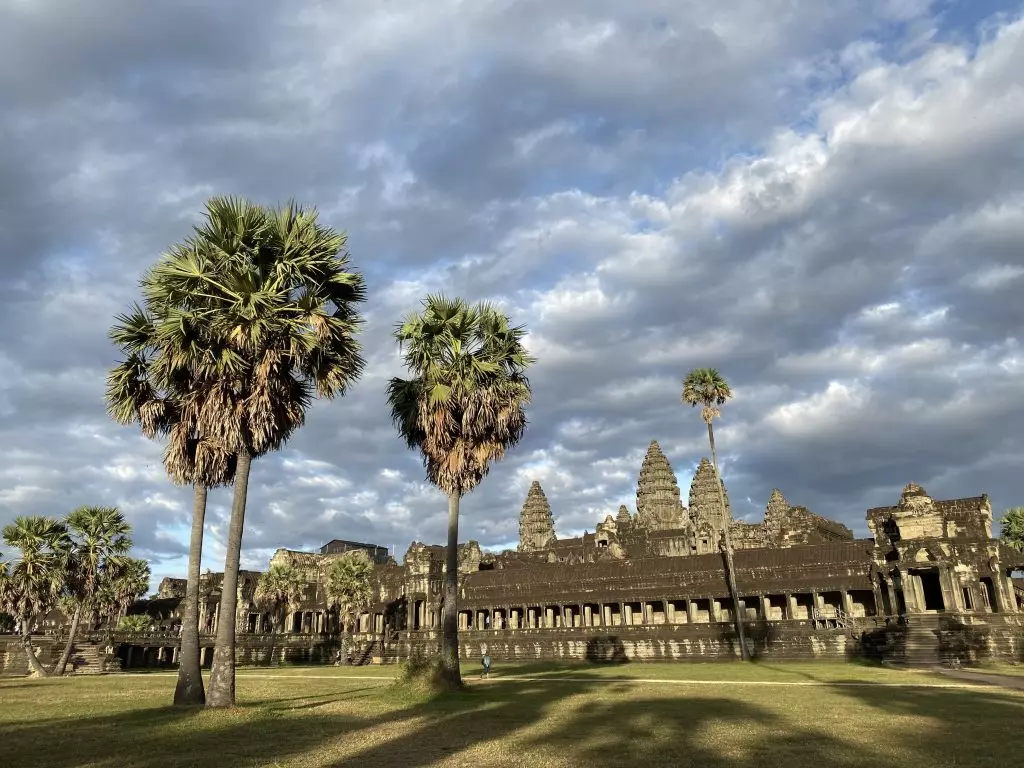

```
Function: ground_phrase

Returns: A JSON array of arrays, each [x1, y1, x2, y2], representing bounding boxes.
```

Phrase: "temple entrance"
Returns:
[[914, 570, 944, 611], [981, 577, 999, 612]]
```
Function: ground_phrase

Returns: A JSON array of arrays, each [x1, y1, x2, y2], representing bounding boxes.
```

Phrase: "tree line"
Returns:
[[0, 507, 150, 675], [4, 194, 752, 703]]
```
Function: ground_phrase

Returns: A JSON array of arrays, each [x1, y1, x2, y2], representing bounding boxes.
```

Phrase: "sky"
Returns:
[[1, 1, 1022, 592]]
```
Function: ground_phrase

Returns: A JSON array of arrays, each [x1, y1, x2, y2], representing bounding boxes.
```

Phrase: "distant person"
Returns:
[[481, 653, 492, 679]]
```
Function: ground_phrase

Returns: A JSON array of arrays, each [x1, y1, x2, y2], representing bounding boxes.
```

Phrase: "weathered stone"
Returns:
[[635, 440, 687, 531], [518, 481, 557, 552], [688, 457, 731, 531]]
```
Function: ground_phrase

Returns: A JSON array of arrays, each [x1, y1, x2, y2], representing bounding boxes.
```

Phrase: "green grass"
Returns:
[[2, 662, 1022, 767]]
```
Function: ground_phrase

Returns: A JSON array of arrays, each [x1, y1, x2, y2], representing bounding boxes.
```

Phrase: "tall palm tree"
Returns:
[[323, 551, 375, 663], [682, 367, 748, 661], [387, 295, 534, 686], [53, 506, 132, 675], [253, 563, 304, 665], [142, 197, 366, 707], [0, 517, 73, 676], [107, 302, 236, 706]]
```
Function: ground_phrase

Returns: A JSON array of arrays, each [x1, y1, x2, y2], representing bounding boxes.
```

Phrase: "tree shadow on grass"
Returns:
[[825, 682, 1024, 767]]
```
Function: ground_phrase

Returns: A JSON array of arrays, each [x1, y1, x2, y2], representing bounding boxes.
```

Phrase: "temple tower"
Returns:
[[763, 488, 789, 545], [688, 457, 732, 531], [518, 481, 557, 552], [635, 440, 687, 531]]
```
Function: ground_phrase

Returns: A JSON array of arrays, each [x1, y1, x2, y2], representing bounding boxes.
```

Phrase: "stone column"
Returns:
[[688, 600, 698, 623], [759, 595, 769, 621], [784, 594, 794, 620], [841, 590, 854, 617]]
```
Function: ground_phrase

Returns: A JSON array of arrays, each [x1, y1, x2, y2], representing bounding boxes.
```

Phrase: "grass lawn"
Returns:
[[1, 662, 1021, 768]]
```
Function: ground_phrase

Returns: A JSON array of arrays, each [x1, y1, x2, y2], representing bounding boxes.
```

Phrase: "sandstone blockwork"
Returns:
[[8, 445, 1023, 674]]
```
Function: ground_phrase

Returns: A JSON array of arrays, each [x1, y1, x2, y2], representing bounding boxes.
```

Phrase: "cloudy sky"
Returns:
[[1, 1, 1022, 590]]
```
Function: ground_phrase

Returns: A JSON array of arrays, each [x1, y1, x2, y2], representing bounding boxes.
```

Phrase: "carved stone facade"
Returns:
[[10, 442, 1022, 673]]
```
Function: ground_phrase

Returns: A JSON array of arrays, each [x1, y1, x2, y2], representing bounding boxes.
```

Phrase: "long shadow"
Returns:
[[826, 682, 1024, 767], [0, 695, 391, 768]]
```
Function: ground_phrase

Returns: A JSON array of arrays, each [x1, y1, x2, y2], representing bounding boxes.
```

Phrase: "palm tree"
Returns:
[[323, 551, 375, 663], [96, 557, 152, 624], [682, 368, 748, 661], [142, 197, 366, 707], [107, 302, 236, 706], [387, 295, 534, 686], [0, 517, 73, 676], [53, 506, 132, 675], [999, 507, 1024, 552], [253, 564, 304, 666]]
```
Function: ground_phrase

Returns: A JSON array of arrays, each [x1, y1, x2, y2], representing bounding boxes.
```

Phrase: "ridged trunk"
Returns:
[[708, 422, 749, 661], [54, 604, 83, 676], [174, 483, 209, 705], [207, 451, 252, 708], [20, 620, 50, 677], [440, 491, 463, 685]]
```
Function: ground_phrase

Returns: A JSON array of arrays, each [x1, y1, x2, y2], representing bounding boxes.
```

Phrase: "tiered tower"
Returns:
[[518, 481, 557, 552], [762, 488, 790, 545], [635, 440, 687, 531], [688, 457, 732, 531]]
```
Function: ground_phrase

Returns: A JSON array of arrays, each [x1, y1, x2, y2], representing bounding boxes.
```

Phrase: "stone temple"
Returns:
[[3, 440, 1023, 672]]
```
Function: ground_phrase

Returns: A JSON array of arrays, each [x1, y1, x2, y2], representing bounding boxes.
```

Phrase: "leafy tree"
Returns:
[[681, 367, 749, 661], [387, 295, 534, 686], [53, 506, 132, 676], [999, 507, 1024, 552], [108, 299, 236, 706], [253, 564, 305, 665], [141, 197, 366, 707], [0, 517, 73, 676], [323, 550, 375, 663], [117, 614, 152, 633]]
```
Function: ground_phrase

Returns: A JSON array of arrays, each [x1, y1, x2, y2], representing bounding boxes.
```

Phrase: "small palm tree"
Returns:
[[254, 564, 305, 665], [999, 507, 1024, 552], [682, 368, 748, 661], [96, 557, 151, 624], [387, 295, 534, 686], [323, 551, 375, 663], [134, 196, 366, 707], [107, 301, 235, 706], [53, 506, 132, 675], [0, 517, 73, 676]]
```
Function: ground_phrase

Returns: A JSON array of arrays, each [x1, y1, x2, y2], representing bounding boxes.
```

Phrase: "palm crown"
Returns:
[[682, 367, 733, 424], [387, 294, 534, 496]]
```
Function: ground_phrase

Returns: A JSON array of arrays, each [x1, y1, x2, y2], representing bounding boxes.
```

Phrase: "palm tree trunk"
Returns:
[[174, 483, 208, 706], [708, 422, 749, 661], [54, 604, 83, 676], [440, 491, 462, 685], [20, 618, 50, 677], [266, 613, 278, 667], [207, 451, 252, 708]]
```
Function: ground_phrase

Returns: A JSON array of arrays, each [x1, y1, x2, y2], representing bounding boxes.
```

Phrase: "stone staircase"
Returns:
[[900, 616, 943, 666], [67, 642, 121, 675]]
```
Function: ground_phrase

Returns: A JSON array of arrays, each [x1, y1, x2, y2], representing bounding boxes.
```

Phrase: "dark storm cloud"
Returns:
[[2, 1, 1022, 587]]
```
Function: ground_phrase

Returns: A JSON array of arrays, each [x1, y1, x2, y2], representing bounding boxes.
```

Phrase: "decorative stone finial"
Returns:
[[616, 504, 631, 523], [898, 482, 934, 515], [688, 457, 732, 531], [635, 440, 687, 531], [518, 480, 557, 552]]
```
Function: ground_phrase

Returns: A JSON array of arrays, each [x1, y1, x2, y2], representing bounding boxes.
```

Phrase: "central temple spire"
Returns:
[[518, 480, 557, 552], [688, 457, 732, 531], [635, 440, 686, 530]]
